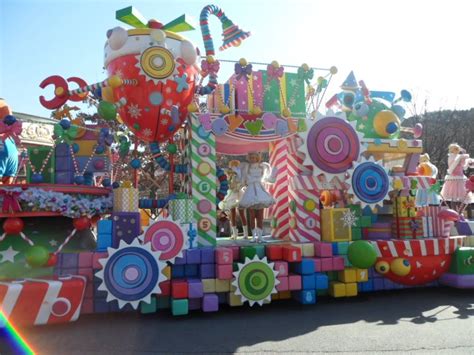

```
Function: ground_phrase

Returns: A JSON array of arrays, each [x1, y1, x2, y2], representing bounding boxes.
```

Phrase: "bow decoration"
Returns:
[[234, 62, 253, 81], [0, 120, 23, 145], [201, 59, 220, 77], [98, 128, 114, 147], [0, 190, 22, 213], [409, 219, 420, 231], [297, 66, 314, 85], [266, 64, 284, 81], [53, 123, 78, 144]]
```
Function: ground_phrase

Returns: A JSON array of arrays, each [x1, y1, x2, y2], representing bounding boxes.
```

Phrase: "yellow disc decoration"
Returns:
[[197, 162, 212, 176], [303, 199, 316, 211], [140, 46, 175, 80]]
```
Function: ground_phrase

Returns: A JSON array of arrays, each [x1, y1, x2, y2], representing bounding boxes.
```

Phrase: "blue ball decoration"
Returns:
[[95, 145, 105, 154], [112, 182, 120, 189], [60, 119, 71, 130], [31, 173, 44, 183], [4, 115, 17, 126], [102, 178, 111, 187], [386, 122, 398, 134], [72, 143, 80, 153], [74, 175, 85, 185], [130, 158, 141, 169]]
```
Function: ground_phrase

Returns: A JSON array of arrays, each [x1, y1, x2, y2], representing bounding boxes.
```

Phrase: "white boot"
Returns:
[[242, 225, 249, 240], [231, 226, 238, 240], [257, 228, 265, 243], [250, 229, 257, 243]]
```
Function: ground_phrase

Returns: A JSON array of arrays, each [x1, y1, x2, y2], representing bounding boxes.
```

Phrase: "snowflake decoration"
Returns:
[[127, 104, 142, 119], [340, 209, 359, 228], [143, 128, 152, 137], [114, 69, 123, 78], [160, 118, 169, 125]]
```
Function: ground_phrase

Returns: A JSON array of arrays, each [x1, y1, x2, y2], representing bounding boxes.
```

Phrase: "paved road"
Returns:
[[5, 287, 474, 354]]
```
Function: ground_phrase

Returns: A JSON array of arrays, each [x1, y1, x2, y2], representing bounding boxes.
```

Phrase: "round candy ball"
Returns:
[[73, 216, 91, 231], [3, 217, 24, 235], [25, 246, 50, 267], [59, 119, 71, 130], [45, 253, 58, 267], [31, 173, 44, 183], [347, 240, 378, 269], [130, 158, 141, 169], [167, 144, 177, 154], [98, 101, 117, 121], [72, 143, 80, 153], [95, 145, 105, 154], [112, 182, 120, 189], [74, 175, 85, 185], [93, 159, 105, 170]]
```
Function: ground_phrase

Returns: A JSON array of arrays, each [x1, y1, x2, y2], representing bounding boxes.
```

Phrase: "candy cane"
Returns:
[[54, 229, 77, 255], [19, 232, 34, 246]]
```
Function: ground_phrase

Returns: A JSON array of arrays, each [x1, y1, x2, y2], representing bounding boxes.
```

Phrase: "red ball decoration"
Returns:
[[3, 217, 24, 235], [45, 253, 58, 267], [73, 216, 91, 231]]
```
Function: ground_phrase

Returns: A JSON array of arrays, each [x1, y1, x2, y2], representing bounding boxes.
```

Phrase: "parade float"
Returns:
[[0, 4, 473, 329]]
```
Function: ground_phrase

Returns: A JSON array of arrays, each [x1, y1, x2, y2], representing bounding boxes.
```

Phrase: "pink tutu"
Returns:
[[441, 176, 472, 203]]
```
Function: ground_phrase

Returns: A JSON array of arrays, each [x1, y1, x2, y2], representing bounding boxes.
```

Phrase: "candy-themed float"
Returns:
[[1, 5, 473, 327]]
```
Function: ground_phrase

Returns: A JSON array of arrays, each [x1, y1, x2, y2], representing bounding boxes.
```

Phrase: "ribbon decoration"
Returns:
[[234, 62, 253, 81], [201, 59, 220, 77], [297, 66, 314, 85], [98, 128, 114, 147], [53, 123, 78, 144], [0, 190, 22, 213], [0, 120, 23, 145], [266, 64, 284, 81]]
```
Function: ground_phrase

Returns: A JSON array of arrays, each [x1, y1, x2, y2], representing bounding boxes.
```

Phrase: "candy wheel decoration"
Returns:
[[347, 157, 392, 208], [95, 239, 167, 309], [299, 112, 365, 181], [136, 46, 177, 84], [139, 217, 188, 263], [232, 256, 279, 307]]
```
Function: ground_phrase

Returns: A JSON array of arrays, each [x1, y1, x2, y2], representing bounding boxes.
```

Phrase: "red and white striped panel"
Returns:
[[0, 275, 87, 326], [393, 176, 434, 190], [370, 237, 464, 258], [288, 187, 321, 242], [287, 137, 312, 177], [267, 139, 290, 239]]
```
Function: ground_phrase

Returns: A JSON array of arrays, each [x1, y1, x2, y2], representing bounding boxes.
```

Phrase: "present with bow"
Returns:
[[113, 181, 139, 212], [0, 189, 22, 213], [394, 196, 417, 217], [392, 217, 424, 239], [169, 193, 193, 224]]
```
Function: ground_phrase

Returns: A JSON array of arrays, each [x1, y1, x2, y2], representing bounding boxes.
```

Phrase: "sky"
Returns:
[[1, 0, 473, 118]]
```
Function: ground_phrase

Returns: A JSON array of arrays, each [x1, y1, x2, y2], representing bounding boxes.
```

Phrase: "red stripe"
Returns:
[[0, 284, 8, 305], [9, 281, 49, 325], [411, 240, 422, 256], [47, 276, 86, 324], [425, 239, 435, 255]]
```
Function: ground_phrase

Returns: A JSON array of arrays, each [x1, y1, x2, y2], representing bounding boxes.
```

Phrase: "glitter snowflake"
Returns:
[[128, 104, 142, 119], [143, 128, 152, 137], [340, 209, 358, 228], [160, 118, 169, 125], [288, 97, 296, 107], [114, 69, 123, 78]]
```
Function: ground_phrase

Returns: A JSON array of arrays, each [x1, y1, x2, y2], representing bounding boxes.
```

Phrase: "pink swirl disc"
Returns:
[[143, 220, 185, 261]]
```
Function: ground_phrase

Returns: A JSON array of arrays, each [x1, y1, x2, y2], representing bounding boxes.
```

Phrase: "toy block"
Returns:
[[228, 288, 244, 306], [439, 273, 474, 288], [356, 268, 369, 282], [140, 297, 157, 314], [302, 274, 316, 290], [186, 248, 201, 264], [291, 258, 315, 275], [187, 279, 204, 299], [288, 274, 302, 290], [233, 262, 239, 272], [301, 243, 315, 257], [265, 245, 283, 260], [348, 204, 362, 217], [351, 227, 362, 240], [372, 278, 384, 291], [315, 273, 329, 290], [290, 243, 303, 254], [159, 280, 170, 296], [171, 298, 188, 316], [78, 252, 93, 268], [97, 233, 112, 252], [338, 268, 357, 283], [336, 242, 349, 255], [77, 268, 93, 282], [80, 299, 94, 314], [343, 255, 351, 267], [174, 251, 187, 265], [55, 171, 74, 184], [314, 241, 333, 257], [271, 293, 279, 300], [202, 278, 216, 293], [282, 245, 302, 262], [61, 253, 79, 268], [55, 143, 71, 157], [360, 216, 372, 228], [216, 264, 233, 280], [329, 281, 346, 297], [185, 264, 199, 277], [215, 247, 233, 264], [199, 263, 215, 279], [202, 294, 219, 312], [278, 291, 291, 299], [332, 256, 345, 271], [215, 279, 230, 292], [326, 271, 338, 281], [112, 212, 141, 246], [200, 247, 215, 264], [171, 280, 188, 299], [449, 247, 474, 275], [162, 265, 171, 279], [320, 258, 333, 271], [229, 246, 240, 260], [293, 290, 316, 304], [171, 264, 185, 279], [98, 220, 113, 234], [156, 296, 170, 309], [276, 276, 289, 291], [240, 246, 258, 261], [358, 280, 374, 292], [84, 283, 94, 299], [321, 209, 352, 242], [314, 258, 322, 272], [188, 297, 201, 311], [217, 292, 227, 304], [345, 282, 358, 297], [317, 288, 329, 296], [273, 261, 288, 276]]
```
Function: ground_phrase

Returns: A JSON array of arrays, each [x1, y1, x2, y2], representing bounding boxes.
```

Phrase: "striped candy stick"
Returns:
[[190, 113, 217, 246], [288, 181, 321, 242], [287, 136, 312, 176]]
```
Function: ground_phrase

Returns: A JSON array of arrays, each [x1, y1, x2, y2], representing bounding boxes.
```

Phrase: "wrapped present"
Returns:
[[113, 181, 139, 212], [394, 196, 417, 217], [0, 275, 87, 326], [321, 208, 352, 242], [232, 71, 264, 114], [420, 206, 449, 237], [365, 222, 392, 240], [207, 83, 234, 113], [422, 216, 434, 237], [392, 217, 424, 239], [170, 197, 193, 224]]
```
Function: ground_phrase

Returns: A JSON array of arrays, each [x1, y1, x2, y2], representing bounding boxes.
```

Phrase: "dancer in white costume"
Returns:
[[239, 152, 277, 243]]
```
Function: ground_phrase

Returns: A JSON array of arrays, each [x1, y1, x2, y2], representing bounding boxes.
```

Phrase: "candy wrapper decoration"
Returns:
[[394, 196, 417, 217], [113, 181, 139, 212], [392, 217, 424, 239], [0, 276, 87, 326], [170, 196, 194, 224]]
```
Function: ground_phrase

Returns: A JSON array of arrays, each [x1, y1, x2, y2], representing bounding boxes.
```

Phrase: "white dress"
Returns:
[[415, 161, 441, 206], [219, 167, 244, 211], [239, 163, 276, 209]]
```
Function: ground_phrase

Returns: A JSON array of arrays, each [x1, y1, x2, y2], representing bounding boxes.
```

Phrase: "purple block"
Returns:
[[200, 263, 215, 278], [55, 171, 74, 184], [112, 212, 141, 247], [456, 221, 473, 235], [188, 279, 204, 298], [202, 293, 219, 312], [373, 278, 384, 290], [185, 264, 198, 277], [439, 273, 474, 288], [61, 253, 79, 268], [55, 156, 74, 171], [200, 247, 215, 264], [55, 143, 71, 157], [78, 252, 93, 268], [174, 251, 187, 265], [188, 297, 201, 310], [58, 267, 78, 277], [186, 248, 201, 264]]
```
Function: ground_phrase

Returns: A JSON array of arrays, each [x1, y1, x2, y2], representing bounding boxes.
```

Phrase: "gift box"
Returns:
[[392, 217, 424, 239], [394, 196, 417, 217], [420, 206, 449, 237], [169, 197, 193, 224], [113, 182, 139, 212], [112, 212, 141, 246], [207, 83, 234, 113], [422, 216, 434, 237]]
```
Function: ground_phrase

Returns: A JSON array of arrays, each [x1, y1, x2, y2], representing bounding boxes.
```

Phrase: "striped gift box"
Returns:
[[392, 217, 424, 239], [420, 206, 449, 237]]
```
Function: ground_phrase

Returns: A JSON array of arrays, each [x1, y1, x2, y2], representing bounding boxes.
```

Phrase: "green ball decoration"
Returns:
[[167, 143, 177, 154], [347, 240, 378, 269], [25, 245, 50, 267], [98, 101, 117, 121]]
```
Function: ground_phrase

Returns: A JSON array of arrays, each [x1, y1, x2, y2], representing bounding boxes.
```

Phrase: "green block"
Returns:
[[348, 204, 362, 216], [171, 298, 189, 316], [351, 227, 362, 240], [284, 72, 306, 118], [162, 14, 195, 33], [261, 70, 282, 114], [327, 271, 338, 281], [449, 247, 474, 275], [240, 245, 264, 261], [343, 255, 352, 267], [360, 216, 372, 228], [233, 262, 239, 272], [116, 6, 147, 28], [27, 146, 55, 183], [156, 296, 170, 310], [140, 297, 157, 314], [336, 242, 349, 255], [317, 289, 329, 296]]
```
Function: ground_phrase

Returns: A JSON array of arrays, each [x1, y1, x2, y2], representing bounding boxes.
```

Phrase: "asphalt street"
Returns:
[[4, 287, 474, 354]]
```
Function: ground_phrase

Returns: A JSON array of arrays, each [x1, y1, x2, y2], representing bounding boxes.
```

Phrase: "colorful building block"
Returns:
[[274, 261, 288, 276], [202, 279, 216, 293], [78, 252, 93, 268], [185, 264, 199, 277], [200, 263, 215, 278], [215, 279, 230, 292], [293, 290, 316, 304], [338, 268, 357, 283], [288, 274, 302, 290], [321, 208, 352, 242], [276, 276, 289, 291], [314, 241, 333, 257], [186, 248, 201, 264], [329, 281, 346, 297], [216, 264, 233, 280], [171, 264, 185, 279], [174, 251, 187, 265], [97, 233, 112, 252], [291, 258, 315, 275], [171, 280, 188, 299], [345, 282, 358, 297], [266, 245, 283, 260], [156, 296, 170, 309], [200, 247, 215, 263], [140, 297, 157, 314], [315, 273, 329, 290], [159, 280, 170, 296], [278, 291, 292, 299], [215, 247, 233, 264], [282, 245, 302, 262], [98, 220, 113, 234], [188, 298, 201, 311], [449, 247, 474, 275], [320, 258, 333, 271], [314, 258, 322, 272], [356, 269, 369, 282], [301, 243, 315, 257], [171, 299, 189, 316], [302, 274, 316, 290], [228, 288, 244, 306], [202, 294, 219, 312], [188, 279, 204, 299], [332, 256, 345, 271]]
